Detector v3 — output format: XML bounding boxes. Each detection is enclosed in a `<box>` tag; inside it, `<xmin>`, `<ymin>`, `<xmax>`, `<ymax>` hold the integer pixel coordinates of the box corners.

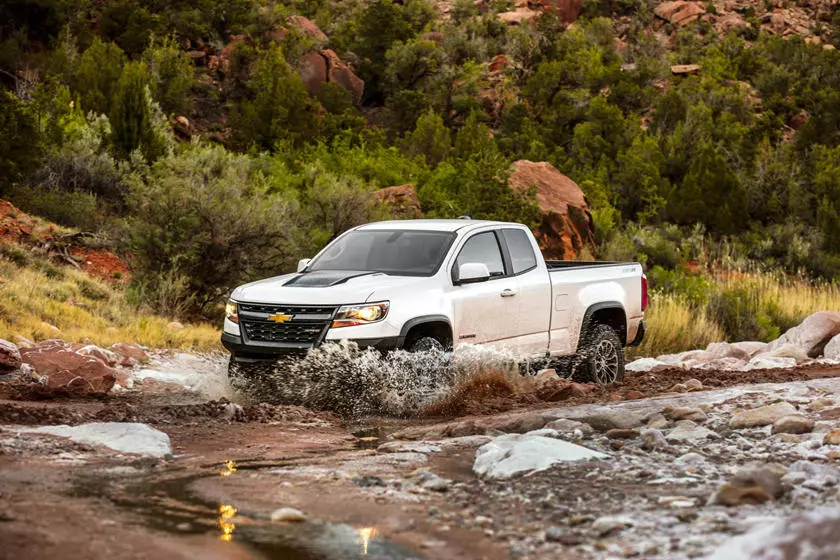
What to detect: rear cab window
<box><xmin>502</xmin><ymin>228</ymin><xmax>538</xmax><ymax>274</ymax></box>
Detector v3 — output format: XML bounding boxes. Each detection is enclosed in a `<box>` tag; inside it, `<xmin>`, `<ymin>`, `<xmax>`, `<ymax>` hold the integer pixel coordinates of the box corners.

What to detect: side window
<box><xmin>503</xmin><ymin>229</ymin><xmax>538</xmax><ymax>274</ymax></box>
<box><xmin>454</xmin><ymin>232</ymin><xmax>505</xmax><ymax>280</ymax></box>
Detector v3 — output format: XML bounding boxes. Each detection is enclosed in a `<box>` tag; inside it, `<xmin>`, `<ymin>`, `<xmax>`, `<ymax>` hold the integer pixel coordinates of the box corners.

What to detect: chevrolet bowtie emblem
<box><xmin>267</xmin><ymin>313</ymin><xmax>293</xmax><ymax>324</ymax></box>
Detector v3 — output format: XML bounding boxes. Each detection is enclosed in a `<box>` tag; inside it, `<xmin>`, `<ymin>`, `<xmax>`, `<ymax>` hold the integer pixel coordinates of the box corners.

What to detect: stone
<box><xmin>647</xmin><ymin>413</ymin><xmax>669</xmax><ymax>430</ymax></box>
<box><xmin>712</xmin><ymin>483</ymin><xmax>772</xmax><ymax>506</ymax></box>
<box><xmin>640</xmin><ymin>429</ymin><xmax>669</xmax><ymax>451</ymax></box>
<box><xmin>535</xmin><ymin>378</ymin><xmax>595</xmax><ymax>402</ymax></box>
<box><xmin>375</xmin><ymin>185</ymin><xmax>423</xmax><ymax>219</ymax></box>
<box><xmin>823</xmin><ymin>429</ymin><xmax>840</xmax><ymax>445</ymax></box>
<box><xmin>769</xmin><ymin>311</ymin><xmax>840</xmax><ymax>358</ymax></box>
<box><xmin>417</xmin><ymin>471</ymin><xmax>451</xmax><ymax>492</ymax></box>
<box><xmin>626</xmin><ymin>358</ymin><xmax>667</xmax><ymax>372</ymax></box>
<box><xmin>666</xmin><ymin>420</ymin><xmax>717</xmax><ymax>442</ymax></box>
<box><xmin>732</xmin><ymin>463</ymin><xmax>787</xmax><ymax>499</ymax></box>
<box><xmin>20</xmin><ymin>345</ymin><xmax>117</xmax><ymax>393</ymax></box>
<box><xmin>674</xmin><ymin>452</ymin><xmax>706</xmax><ymax>467</ymax></box>
<box><xmin>22</xmin><ymin>422</ymin><xmax>171</xmax><ymax>457</ymax></box>
<box><xmin>730</xmin><ymin>341</ymin><xmax>769</xmax><ymax>358</ymax></box>
<box><xmin>487</xmin><ymin>412</ymin><xmax>548</xmax><ymax>433</ymax></box>
<box><xmin>715</xmin><ymin>12</ymin><xmax>748</xmax><ymax>34</ymax></box>
<box><xmin>473</xmin><ymin>433</ymin><xmax>608</xmax><ymax>480</ymax></box>
<box><xmin>286</xmin><ymin>15</ymin><xmax>328</xmax><ymax>45</ymax></box>
<box><xmin>508</xmin><ymin>160</ymin><xmax>595</xmax><ymax>260</ymax></box>
<box><xmin>684</xmin><ymin>378</ymin><xmax>703</xmax><ymax>391</ymax></box>
<box><xmin>378</xmin><ymin>441</ymin><xmax>441</xmax><ymax>454</ymax></box>
<box><xmin>606</xmin><ymin>428</ymin><xmax>639</xmax><ymax>440</ymax></box>
<box><xmin>591</xmin><ymin>515</ymin><xmax>633</xmax><ymax>536</ymax></box>
<box><xmin>488</xmin><ymin>54</ymin><xmax>510</xmax><ymax>73</ymax></box>
<box><xmin>77</xmin><ymin>344</ymin><xmax>119</xmax><ymax>367</ymax></box>
<box><xmin>825</xmin><ymin>334</ymin><xmax>840</xmax><ymax>360</ymax></box>
<box><xmin>167</xmin><ymin>321</ymin><xmax>184</xmax><ymax>330</ymax></box>
<box><xmin>654</xmin><ymin>1</ymin><xmax>705</xmax><ymax>26</ymax></box>
<box><xmin>671</xmin><ymin>64</ymin><xmax>701</xmax><ymax>75</ymax></box>
<box><xmin>300</xmin><ymin>49</ymin><xmax>365</xmax><ymax>105</ymax></box>
<box><xmin>730</xmin><ymin>402</ymin><xmax>798</xmax><ymax>429</ymax></box>
<box><xmin>545</xmin><ymin>418</ymin><xmax>594</xmax><ymax>436</ymax></box>
<box><xmin>497</xmin><ymin>8</ymin><xmax>540</xmax><ymax>24</ymax></box>
<box><xmin>771</xmin><ymin>414</ymin><xmax>814</xmax><ymax>435</ymax></box>
<box><xmin>662</xmin><ymin>406</ymin><xmax>707</xmax><ymax>423</ymax></box>
<box><xmin>110</xmin><ymin>343</ymin><xmax>149</xmax><ymax>364</ymax></box>
<box><xmin>743</xmin><ymin>355</ymin><xmax>798</xmax><ymax>370</ymax></box>
<box><xmin>576</xmin><ymin>409</ymin><xmax>645</xmax><ymax>432</ymax></box>
<box><xmin>270</xmin><ymin>508</ymin><xmax>307</xmax><ymax>522</ymax></box>
<box><xmin>0</xmin><ymin>339</ymin><xmax>21</xmax><ymax>371</ymax></box>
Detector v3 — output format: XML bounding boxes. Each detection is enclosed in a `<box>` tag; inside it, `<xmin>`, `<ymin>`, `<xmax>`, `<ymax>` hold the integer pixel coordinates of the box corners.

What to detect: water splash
<box><xmin>133</xmin><ymin>352</ymin><xmax>234</xmax><ymax>400</ymax></box>
<box><xmin>237</xmin><ymin>342</ymin><xmax>524</xmax><ymax>417</ymax></box>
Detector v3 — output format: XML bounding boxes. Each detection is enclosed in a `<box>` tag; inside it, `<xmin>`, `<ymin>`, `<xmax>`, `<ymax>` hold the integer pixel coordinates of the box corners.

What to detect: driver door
<box><xmin>450</xmin><ymin>230</ymin><xmax>520</xmax><ymax>348</ymax></box>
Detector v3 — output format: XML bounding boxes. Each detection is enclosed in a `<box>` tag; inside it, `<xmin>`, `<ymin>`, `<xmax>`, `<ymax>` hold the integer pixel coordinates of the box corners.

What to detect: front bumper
<box><xmin>221</xmin><ymin>332</ymin><xmax>400</xmax><ymax>362</ymax></box>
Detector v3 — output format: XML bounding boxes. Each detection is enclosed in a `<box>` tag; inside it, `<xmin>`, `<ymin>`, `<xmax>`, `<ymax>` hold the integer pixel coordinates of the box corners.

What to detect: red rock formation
<box><xmin>20</xmin><ymin>341</ymin><xmax>117</xmax><ymax>394</ymax></box>
<box><xmin>376</xmin><ymin>185</ymin><xmax>423</xmax><ymax>219</ymax></box>
<box><xmin>508</xmin><ymin>161</ymin><xmax>595</xmax><ymax>260</ymax></box>
<box><xmin>299</xmin><ymin>49</ymin><xmax>365</xmax><ymax>106</ymax></box>
<box><xmin>654</xmin><ymin>1</ymin><xmax>706</xmax><ymax>26</ymax></box>
<box><xmin>287</xmin><ymin>15</ymin><xmax>329</xmax><ymax>46</ymax></box>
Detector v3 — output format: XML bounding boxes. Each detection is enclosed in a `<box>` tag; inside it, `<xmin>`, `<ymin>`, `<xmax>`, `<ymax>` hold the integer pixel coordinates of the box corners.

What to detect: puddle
<box><xmin>73</xmin><ymin>460</ymin><xmax>424</xmax><ymax>560</ymax></box>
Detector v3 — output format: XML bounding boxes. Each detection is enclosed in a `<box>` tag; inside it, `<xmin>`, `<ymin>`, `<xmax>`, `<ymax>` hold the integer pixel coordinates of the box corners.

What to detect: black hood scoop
<box><xmin>283</xmin><ymin>270</ymin><xmax>378</xmax><ymax>287</ymax></box>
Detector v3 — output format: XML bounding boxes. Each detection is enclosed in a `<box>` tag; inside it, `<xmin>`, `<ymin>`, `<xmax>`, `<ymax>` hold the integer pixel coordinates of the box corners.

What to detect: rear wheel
<box><xmin>573</xmin><ymin>324</ymin><xmax>625</xmax><ymax>384</ymax></box>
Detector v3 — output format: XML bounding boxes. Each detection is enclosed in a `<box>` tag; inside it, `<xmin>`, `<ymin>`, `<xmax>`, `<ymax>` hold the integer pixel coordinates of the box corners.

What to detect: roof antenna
<box><xmin>457</xmin><ymin>215</ymin><xmax>471</xmax><ymax>220</ymax></box>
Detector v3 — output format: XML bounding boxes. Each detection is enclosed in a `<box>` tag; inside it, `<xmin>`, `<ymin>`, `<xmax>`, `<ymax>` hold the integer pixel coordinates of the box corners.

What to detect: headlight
<box><xmin>332</xmin><ymin>302</ymin><xmax>389</xmax><ymax>328</ymax></box>
<box><xmin>225</xmin><ymin>300</ymin><xmax>238</xmax><ymax>324</ymax></box>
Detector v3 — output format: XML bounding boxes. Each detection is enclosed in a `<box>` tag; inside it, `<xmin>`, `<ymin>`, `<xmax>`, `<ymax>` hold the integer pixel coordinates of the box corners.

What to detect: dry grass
<box><xmin>0</xmin><ymin>246</ymin><xmax>220</xmax><ymax>352</ymax></box>
<box><xmin>632</xmin><ymin>293</ymin><xmax>724</xmax><ymax>358</ymax></box>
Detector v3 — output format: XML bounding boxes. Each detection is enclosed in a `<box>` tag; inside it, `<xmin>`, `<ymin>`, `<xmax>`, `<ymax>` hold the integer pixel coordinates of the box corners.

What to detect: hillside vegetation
<box><xmin>1</xmin><ymin>0</ymin><xmax>839</xmax><ymax>352</ymax></box>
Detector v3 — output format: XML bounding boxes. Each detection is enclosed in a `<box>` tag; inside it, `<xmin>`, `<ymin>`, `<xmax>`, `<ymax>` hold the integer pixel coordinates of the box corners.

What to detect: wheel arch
<box><xmin>399</xmin><ymin>315</ymin><xmax>453</xmax><ymax>349</ymax></box>
<box><xmin>577</xmin><ymin>301</ymin><xmax>627</xmax><ymax>350</ymax></box>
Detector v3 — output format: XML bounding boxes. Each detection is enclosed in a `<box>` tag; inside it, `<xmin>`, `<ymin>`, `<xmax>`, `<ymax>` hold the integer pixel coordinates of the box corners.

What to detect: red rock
<box><xmin>654</xmin><ymin>1</ymin><xmax>705</xmax><ymax>26</ymax></box>
<box><xmin>536</xmin><ymin>379</ymin><xmax>595</xmax><ymax>401</ymax></box>
<box><xmin>0</xmin><ymin>339</ymin><xmax>21</xmax><ymax>371</ymax></box>
<box><xmin>624</xmin><ymin>390</ymin><xmax>644</xmax><ymax>400</ymax></box>
<box><xmin>488</xmin><ymin>54</ymin><xmax>510</xmax><ymax>74</ymax></box>
<box><xmin>110</xmin><ymin>343</ymin><xmax>149</xmax><ymax>364</ymax></box>
<box><xmin>498</xmin><ymin>8</ymin><xmax>540</xmax><ymax>24</ymax></box>
<box><xmin>299</xmin><ymin>50</ymin><xmax>365</xmax><ymax>106</ymax></box>
<box><xmin>287</xmin><ymin>15</ymin><xmax>328</xmax><ymax>46</ymax></box>
<box><xmin>77</xmin><ymin>345</ymin><xmax>119</xmax><ymax>367</ymax></box>
<box><xmin>19</xmin><ymin>347</ymin><xmax>116</xmax><ymax>393</ymax></box>
<box><xmin>671</xmin><ymin>64</ymin><xmax>701</xmax><ymax>75</ymax></box>
<box><xmin>537</xmin><ymin>0</ymin><xmax>582</xmax><ymax>24</ymax></box>
<box><xmin>376</xmin><ymin>185</ymin><xmax>423</xmax><ymax>219</ymax></box>
<box><xmin>508</xmin><ymin>161</ymin><xmax>596</xmax><ymax>260</ymax></box>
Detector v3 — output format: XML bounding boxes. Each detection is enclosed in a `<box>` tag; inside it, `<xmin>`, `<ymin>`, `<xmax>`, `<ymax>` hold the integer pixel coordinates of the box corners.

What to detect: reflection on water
<box><xmin>357</xmin><ymin>527</ymin><xmax>377</xmax><ymax>555</ymax></box>
<box><xmin>218</xmin><ymin>504</ymin><xmax>237</xmax><ymax>542</ymax></box>
<box><xmin>220</xmin><ymin>460</ymin><xmax>238</xmax><ymax>477</ymax></box>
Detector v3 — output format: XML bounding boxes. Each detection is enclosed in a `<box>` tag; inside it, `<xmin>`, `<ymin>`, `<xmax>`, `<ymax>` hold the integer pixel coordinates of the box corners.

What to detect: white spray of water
<box><xmin>238</xmin><ymin>342</ymin><xmax>525</xmax><ymax>417</ymax></box>
<box><xmin>132</xmin><ymin>352</ymin><xmax>234</xmax><ymax>400</ymax></box>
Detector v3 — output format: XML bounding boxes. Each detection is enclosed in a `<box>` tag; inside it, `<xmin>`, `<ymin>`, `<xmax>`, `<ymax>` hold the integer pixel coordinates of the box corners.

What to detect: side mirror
<box><xmin>297</xmin><ymin>258</ymin><xmax>312</xmax><ymax>273</ymax></box>
<box><xmin>457</xmin><ymin>263</ymin><xmax>491</xmax><ymax>285</ymax></box>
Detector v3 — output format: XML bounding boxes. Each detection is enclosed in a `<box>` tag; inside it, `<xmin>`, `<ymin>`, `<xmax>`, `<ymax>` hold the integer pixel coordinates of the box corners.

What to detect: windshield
<box><xmin>307</xmin><ymin>230</ymin><xmax>456</xmax><ymax>276</ymax></box>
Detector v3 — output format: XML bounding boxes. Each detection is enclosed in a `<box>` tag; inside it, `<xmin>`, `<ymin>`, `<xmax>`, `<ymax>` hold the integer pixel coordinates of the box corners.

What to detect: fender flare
<box><xmin>577</xmin><ymin>301</ymin><xmax>626</xmax><ymax>350</ymax></box>
<box><xmin>398</xmin><ymin>315</ymin><xmax>453</xmax><ymax>348</ymax></box>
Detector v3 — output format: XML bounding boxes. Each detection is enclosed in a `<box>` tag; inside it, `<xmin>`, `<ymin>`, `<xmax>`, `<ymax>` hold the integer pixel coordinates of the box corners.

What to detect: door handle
<box><xmin>500</xmin><ymin>288</ymin><xmax>518</xmax><ymax>298</ymax></box>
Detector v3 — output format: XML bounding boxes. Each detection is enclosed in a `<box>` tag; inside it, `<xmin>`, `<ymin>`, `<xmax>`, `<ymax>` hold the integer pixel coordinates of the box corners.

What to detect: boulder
<box><xmin>730</xmin><ymin>341</ymin><xmax>769</xmax><ymax>358</ymax></box>
<box><xmin>535</xmin><ymin>378</ymin><xmax>595</xmax><ymax>402</ymax></box>
<box><xmin>715</xmin><ymin>12</ymin><xmax>748</xmax><ymax>34</ymax></box>
<box><xmin>20</xmin><ymin>345</ymin><xmax>117</xmax><ymax>393</ymax></box>
<box><xmin>488</xmin><ymin>54</ymin><xmax>510</xmax><ymax>74</ymax></box>
<box><xmin>576</xmin><ymin>409</ymin><xmax>645</xmax><ymax>431</ymax></box>
<box><xmin>497</xmin><ymin>8</ymin><xmax>540</xmax><ymax>24</ymax></box>
<box><xmin>825</xmin><ymin>334</ymin><xmax>840</xmax><ymax>360</ymax></box>
<box><xmin>219</xmin><ymin>34</ymin><xmax>247</xmax><ymax>73</ymax></box>
<box><xmin>708</xmin><ymin>508</ymin><xmax>840</xmax><ymax>559</ymax></box>
<box><xmin>375</xmin><ymin>185</ymin><xmax>423</xmax><ymax>219</ymax></box>
<box><xmin>110</xmin><ymin>343</ymin><xmax>149</xmax><ymax>364</ymax></box>
<box><xmin>299</xmin><ymin>49</ymin><xmax>365</xmax><ymax>106</ymax></box>
<box><xmin>286</xmin><ymin>15</ymin><xmax>328</xmax><ymax>46</ymax></box>
<box><xmin>730</xmin><ymin>402</ymin><xmax>798</xmax><ymax>429</ymax></box>
<box><xmin>743</xmin><ymin>355</ymin><xmax>798</xmax><ymax>371</ymax></box>
<box><xmin>769</xmin><ymin>311</ymin><xmax>840</xmax><ymax>358</ymax></box>
<box><xmin>654</xmin><ymin>1</ymin><xmax>705</xmax><ymax>26</ymax></box>
<box><xmin>0</xmin><ymin>338</ymin><xmax>21</xmax><ymax>371</ymax></box>
<box><xmin>666</xmin><ymin>420</ymin><xmax>717</xmax><ymax>442</ymax></box>
<box><xmin>545</xmin><ymin>418</ymin><xmax>594</xmax><ymax>436</ymax></box>
<box><xmin>508</xmin><ymin>160</ymin><xmax>595</xmax><ymax>260</ymax></box>
<box><xmin>823</xmin><ymin>429</ymin><xmax>840</xmax><ymax>445</ymax></box>
<box><xmin>77</xmin><ymin>345</ymin><xmax>119</xmax><ymax>367</ymax></box>
<box><xmin>671</xmin><ymin>64</ymin><xmax>701</xmax><ymax>75</ymax></box>
<box><xmin>662</xmin><ymin>406</ymin><xmax>707</xmax><ymax>423</ymax></box>
<box><xmin>712</xmin><ymin>462</ymin><xmax>787</xmax><ymax>506</ymax></box>
<box><xmin>473</xmin><ymin>433</ymin><xmax>607</xmax><ymax>479</ymax></box>
<box><xmin>22</xmin><ymin>422</ymin><xmax>171</xmax><ymax>457</ymax></box>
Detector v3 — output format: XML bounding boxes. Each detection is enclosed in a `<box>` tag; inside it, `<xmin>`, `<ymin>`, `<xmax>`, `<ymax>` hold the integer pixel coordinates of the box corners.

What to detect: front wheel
<box><xmin>573</xmin><ymin>324</ymin><xmax>625</xmax><ymax>385</ymax></box>
<box><xmin>405</xmin><ymin>336</ymin><xmax>445</xmax><ymax>353</ymax></box>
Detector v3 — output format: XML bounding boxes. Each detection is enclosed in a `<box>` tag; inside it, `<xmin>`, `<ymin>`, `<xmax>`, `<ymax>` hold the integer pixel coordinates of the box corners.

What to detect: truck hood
<box><xmin>230</xmin><ymin>270</ymin><xmax>429</xmax><ymax>305</ymax></box>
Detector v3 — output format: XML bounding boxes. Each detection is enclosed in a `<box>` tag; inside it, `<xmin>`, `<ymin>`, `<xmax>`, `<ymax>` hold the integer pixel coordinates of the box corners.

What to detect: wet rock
<box><xmin>545</xmin><ymin>418</ymin><xmax>594</xmax><ymax>437</ymax></box>
<box><xmin>473</xmin><ymin>433</ymin><xmax>608</xmax><ymax>480</ymax></box>
<box><xmin>823</xmin><ymin>429</ymin><xmax>840</xmax><ymax>445</ymax></box>
<box><xmin>110</xmin><ymin>343</ymin><xmax>149</xmax><ymax>364</ymax></box>
<box><xmin>487</xmin><ymin>412</ymin><xmax>548</xmax><ymax>434</ymax></box>
<box><xmin>606</xmin><ymin>428</ymin><xmax>639</xmax><ymax>440</ymax></box>
<box><xmin>0</xmin><ymin>339</ymin><xmax>21</xmax><ymax>371</ymax></box>
<box><xmin>591</xmin><ymin>515</ymin><xmax>633</xmax><ymax>536</ymax></box>
<box><xmin>77</xmin><ymin>345</ymin><xmax>119</xmax><ymax>367</ymax></box>
<box><xmin>270</xmin><ymin>507</ymin><xmax>307</xmax><ymax>522</ymax></box>
<box><xmin>20</xmin><ymin>344</ymin><xmax>117</xmax><ymax>393</ymax></box>
<box><xmin>769</xmin><ymin>311</ymin><xmax>840</xmax><ymax>358</ymax></box>
<box><xmin>666</xmin><ymin>420</ymin><xmax>717</xmax><ymax>442</ymax></box>
<box><xmin>577</xmin><ymin>409</ymin><xmax>645</xmax><ymax>432</ymax></box>
<box><xmin>674</xmin><ymin>452</ymin><xmax>706</xmax><ymax>467</ymax></box>
<box><xmin>535</xmin><ymin>378</ymin><xmax>595</xmax><ymax>402</ymax></box>
<box><xmin>662</xmin><ymin>406</ymin><xmax>707</xmax><ymax>423</ymax></box>
<box><xmin>640</xmin><ymin>428</ymin><xmax>669</xmax><ymax>451</ymax></box>
<box><xmin>352</xmin><ymin>475</ymin><xmax>386</xmax><ymax>488</ymax></box>
<box><xmin>730</xmin><ymin>402</ymin><xmax>798</xmax><ymax>429</ymax></box>
<box><xmin>647</xmin><ymin>413</ymin><xmax>669</xmax><ymax>430</ymax></box>
<box><xmin>626</xmin><ymin>357</ymin><xmax>667</xmax><ymax>372</ymax></box>
<box><xmin>771</xmin><ymin>414</ymin><xmax>814</xmax><ymax>435</ymax></box>
<box><xmin>714</xmin><ymin>463</ymin><xmax>787</xmax><ymax>506</ymax></box>
<box><xmin>378</xmin><ymin>441</ymin><xmax>441</xmax><ymax>454</ymax></box>
<box><xmin>20</xmin><ymin>422</ymin><xmax>172</xmax><ymax>458</ymax></box>
<box><xmin>417</xmin><ymin>471</ymin><xmax>451</xmax><ymax>492</ymax></box>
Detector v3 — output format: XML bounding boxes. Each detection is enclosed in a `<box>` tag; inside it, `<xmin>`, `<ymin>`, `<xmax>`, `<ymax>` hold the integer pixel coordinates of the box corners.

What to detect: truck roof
<box><xmin>357</xmin><ymin>219</ymin><xmax>522</xmax><ymax>233</ymax></box>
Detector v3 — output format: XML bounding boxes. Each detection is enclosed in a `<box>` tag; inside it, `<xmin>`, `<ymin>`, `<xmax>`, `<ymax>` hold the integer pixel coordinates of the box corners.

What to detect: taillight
<box><xmin>641</xmin><ymin>275</ymin><xmax>649</xmax><ymax>311</ymax></box>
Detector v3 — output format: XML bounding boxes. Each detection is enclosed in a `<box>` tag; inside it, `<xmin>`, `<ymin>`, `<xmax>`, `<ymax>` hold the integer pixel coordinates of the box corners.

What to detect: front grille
<box><xmin>238</xmin><ymin>302</ymin><xmax>337</xmax><ymax>345</ymax></box>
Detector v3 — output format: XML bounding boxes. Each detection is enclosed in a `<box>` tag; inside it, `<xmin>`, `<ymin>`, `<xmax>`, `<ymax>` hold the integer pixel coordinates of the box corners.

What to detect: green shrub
<box><xmin>143</xmin><ymin>35</ymin><xmax>195</xmax><ymax>116</ymax></box>
<box><xmin>0</xmin><ymin>90</ymin><xmax>42</xmax><ymax>192</ymax></box>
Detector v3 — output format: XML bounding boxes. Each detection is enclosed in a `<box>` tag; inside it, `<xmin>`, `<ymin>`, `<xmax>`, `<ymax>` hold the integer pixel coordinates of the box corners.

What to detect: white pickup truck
<box><xmin>222</xmin><ymin>219</ymin><xmax>647</xmax><ymax>384</ymax></box>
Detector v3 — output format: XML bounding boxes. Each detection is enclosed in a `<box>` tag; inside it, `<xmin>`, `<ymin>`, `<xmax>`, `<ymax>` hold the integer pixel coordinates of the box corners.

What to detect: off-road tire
<box><xmin>405</xmin><ymin>336</ymin><xmax>445</xmax><ymax>353</ymax></box>
<box><xmin>573</xmin><ymin>324</ymin><xmax>625</xmax><ymax>384</ymax></box>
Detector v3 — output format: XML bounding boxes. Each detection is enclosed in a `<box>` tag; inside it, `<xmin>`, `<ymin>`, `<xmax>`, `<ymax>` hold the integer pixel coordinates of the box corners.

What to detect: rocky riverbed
<box><xmin>4</xmin><ymin>313</ymin><xmax>840</xmax><ymax>559</ymax></box>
